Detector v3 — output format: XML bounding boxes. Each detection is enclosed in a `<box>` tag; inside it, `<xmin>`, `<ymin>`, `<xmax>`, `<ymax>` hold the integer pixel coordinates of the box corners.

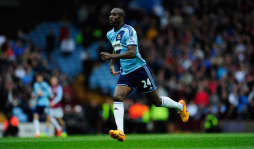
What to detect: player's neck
<box><xmin>114</xmin><ymin>22</ymin><xmax>124</xmax><ymax>31</ymax></box>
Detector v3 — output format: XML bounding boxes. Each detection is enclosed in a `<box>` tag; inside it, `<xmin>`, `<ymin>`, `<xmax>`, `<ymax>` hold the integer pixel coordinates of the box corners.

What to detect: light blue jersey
<box><xmin>33</xmin><ymin>81</ymin><xmax>52</xmax><ymax>107</ymax></box>
<box><xmin>107</xmin><ymin>24</ymin><xmax>146</xmax><ymax>75</ymax></box>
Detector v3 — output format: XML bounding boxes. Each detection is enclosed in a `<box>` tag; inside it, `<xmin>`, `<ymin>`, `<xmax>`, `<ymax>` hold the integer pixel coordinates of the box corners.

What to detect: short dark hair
<box><xmin>112</xmin><ymin>8</ymin><xmax>125</xmax><ymax>17</ymax></box>
<box><xmin>36</xmin><ymin>72</ymin><xmax>43</xmax><ymax>78</ymax></box>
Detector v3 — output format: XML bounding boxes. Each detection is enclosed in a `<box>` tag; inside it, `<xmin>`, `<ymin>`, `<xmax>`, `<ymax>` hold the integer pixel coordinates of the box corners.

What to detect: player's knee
<box><xmin>146</xmin><ymin>94</ymin><xmax>161</xmax><ymax>106</ymax></box>
<box><xmin>153</xmin><ymin>100</ymin><xmax>161</xmax><ymax>107</ymax></box>
<box><xmin>113</xmin><ymin>95</ymin><xmax>124</xmax><ymax>101</ymax></box>
<box><xmin>152</xmin><ymin>97</ymin><xmax>162</xmax><ymax>107</ymax></box>
<box><xmin>46</xmin><ymin>116</ymin><xmax>51</xmax><ymax>121</ymax></box>
<box><xmin>34</xmin><ymin>114</ymin><xmax>39</xmax><ymax>119</ymax></box>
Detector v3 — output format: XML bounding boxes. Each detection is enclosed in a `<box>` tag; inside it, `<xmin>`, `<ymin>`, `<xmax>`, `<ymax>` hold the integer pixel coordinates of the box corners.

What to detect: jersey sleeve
<box><xmin>33</xmin><ymin>83</ymin><xmax>39</xmax><ymax>97</ymax></box>
<box><xmin>106</xmin><ymin>32</ymin><xmax>110</xmax><ymax>41</ymax></box>
<box><xmin>106</xmin><ymin>31</ymin><xmax>112</xmax><ymax>42</ymax></box>
<box><xmin>124</xmin><ymin>27</ymin><xmax>138</xmax><ymax>46</ymax></box>
<box><xmin>52</xmin><ymin>86</ymin><xmax>63</xmax><ymax>105</ymax></box>
<box><xmin>43</xmin><ymin>82</ymin><xmax>52</xmax><ymax>98</ymax></box>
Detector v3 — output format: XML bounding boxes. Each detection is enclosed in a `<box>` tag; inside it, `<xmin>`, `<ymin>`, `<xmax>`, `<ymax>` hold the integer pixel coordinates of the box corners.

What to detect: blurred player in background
<box><xmin>32</xmin><ymin>73</ymin><xmax>52</xmax><ymax>137</ymax></box>
<box><xmin>49</xmin><ymin>76</ymin><xmax>67</xmax><ymax>137</ymax></box>
<box><xmin>100</xmin><ymin>8</ymin><xmax>189</xmax><ymax>141</ymax></box>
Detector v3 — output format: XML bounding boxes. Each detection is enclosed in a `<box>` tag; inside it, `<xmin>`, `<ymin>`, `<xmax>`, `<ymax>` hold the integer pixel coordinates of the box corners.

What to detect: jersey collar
<box><xmin>114</xmin><ymin>23</ymin><xmax>125</xmax><ymax>32</ymax></box>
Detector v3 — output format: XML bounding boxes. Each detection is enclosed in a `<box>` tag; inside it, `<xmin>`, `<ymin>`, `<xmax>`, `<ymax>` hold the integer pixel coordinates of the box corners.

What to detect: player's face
<box><xmin>50</xmin><ymin>77</ymin><xmax>58</xmax><ymax>86</ymax></box>
<box><xmin>36</xmin><ymin>75</ymin><xmax>43</xmax><ymax>83</ymax></box>
<box><xmin>109</xmin><ymin>10</ymin><xmax>121</xmax><ymax>26</ymax></box>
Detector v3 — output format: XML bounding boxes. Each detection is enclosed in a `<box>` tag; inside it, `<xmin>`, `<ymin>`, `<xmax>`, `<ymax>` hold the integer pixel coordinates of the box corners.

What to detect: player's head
<box><xmin>109</xmin><ymin>8</ymin><xmax>125</xmax><ymax>27</ymax></box>
<box><xmin>50</xmin><ymin>76</ymin><xmax>58</xmax><ymax>86</ymax></box>
<box><xmin>36</xmin><ymin>73</ymin><xmax>44</xmax><ymax>83</ymax></box>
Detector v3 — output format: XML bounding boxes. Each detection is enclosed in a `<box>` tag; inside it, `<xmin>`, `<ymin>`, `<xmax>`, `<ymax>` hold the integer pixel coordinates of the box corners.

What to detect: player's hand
<box><xmin>38</xmin><ymin>90</ymin><xmax>43</xmax><ymax>96</ymax></box>
<box><xmin>110</xmin><ymin>65</ymin><xmax>120</xmax><ymax>76</ymax></box>
<box><xmin>31</xmin><ymin>94</ymin><xmax>36</xmax><ymax>99</ymax></box>
<box><xmin>100</xmin><ymin>52</ymin><xmax>112</xmax><ymax>61</ymax></box>
<box><xmin>50</xmin><ymin>101</ymin><xmax>54</xmax><ymax>107</ymax></box>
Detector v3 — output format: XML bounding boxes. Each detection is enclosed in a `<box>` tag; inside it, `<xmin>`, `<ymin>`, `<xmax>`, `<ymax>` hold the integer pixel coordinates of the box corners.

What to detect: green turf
<box><xmin>1</xmin><ymin>133</ymin><xmax>254</xmax><ymax>149</ymax></box>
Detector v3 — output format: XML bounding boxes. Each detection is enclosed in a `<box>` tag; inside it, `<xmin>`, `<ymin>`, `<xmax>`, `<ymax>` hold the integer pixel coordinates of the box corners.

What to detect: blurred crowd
<box><xmin>1</xmin><ymin>0</ymin><xmax>254</xmax><ymax>134</ymax></box>
<box><xmin>0</xmin><ymin>33</ymin><xmax>75</xmax><ymax>121</ymax></box>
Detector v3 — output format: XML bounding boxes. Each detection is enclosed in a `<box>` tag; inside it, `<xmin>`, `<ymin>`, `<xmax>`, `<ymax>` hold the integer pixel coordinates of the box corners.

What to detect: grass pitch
<box><xmin>0</xmin><ymin>133</ymin><xmax>254</xmax><ymax>149</ymax></box>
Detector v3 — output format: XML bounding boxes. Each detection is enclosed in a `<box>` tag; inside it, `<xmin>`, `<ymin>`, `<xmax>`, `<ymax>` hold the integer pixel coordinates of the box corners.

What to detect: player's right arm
<box><xmin>109</xmin><ymin>52</ymin><xmax>120</xmax><ymax>75</ymax></box>
<box><xmin>106</xmin><ymin>31</ymin><xmax>120</xmax><ymax>75</ymax></box>
<box><xmin>52</xmin><ymin>86</ymin><xmax>63</xmax><ymax>105</ymax></box>
<box><xmin>33</xmin><ymin>83</ymin><xmax>42</xmax><ymax>98</ymax></box>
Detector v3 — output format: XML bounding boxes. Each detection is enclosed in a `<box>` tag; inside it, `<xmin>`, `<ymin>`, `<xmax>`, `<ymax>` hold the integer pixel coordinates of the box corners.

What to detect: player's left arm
<box><xmin>100</xmin><ymin>45</ymin><xmax>136</xmax><ymax>60</ymax></box>
<box><xmin>52</xmin><ymin>86</ymin><xmax>63</xmax><ymax>105</ymax></box>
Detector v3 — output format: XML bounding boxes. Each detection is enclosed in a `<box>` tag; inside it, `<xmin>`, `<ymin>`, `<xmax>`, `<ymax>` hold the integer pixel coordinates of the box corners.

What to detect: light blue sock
<box><xmin>44</xmin><ymin>127</ymin><xmax>49</xmax><ymax>135</ymax></box>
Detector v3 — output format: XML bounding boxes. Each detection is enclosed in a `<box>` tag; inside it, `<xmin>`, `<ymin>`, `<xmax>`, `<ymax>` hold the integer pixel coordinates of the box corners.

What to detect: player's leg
<box><xmin>43</xmin><ymin>115</ymin><xmax>51</xmax><ymax>135</ymax></box>
<box><xmin>56</xmin><ymin>108</ymin><xmax>65</xmax><ymax>130</ymax></box>
<box><xmin>144</xmin><ymin>91</ymin><xmax>182</xmax><ymax>109</ymax></box>
<box><xmin>49</xmin><ymin>108</ymin><xmax>63</xmax><ymax>136</ymax></box>
<box><xmin>38</xmin><ymin>107</ymin><xmax>51</xmax><ymax>136</ymax></box>
<box><xmin>33</xmin><ymin>113</ymin><xmax>40</xmax><ymax>137</ymax></box>
<box><xmin>113</xmin><ymin>85</ymin><xmax>131</xmax><ymax>132</ymax></box>
<box><xmin>139</xmin><ymin>65</ymin><xmax>189</xmax><ymax>122</ymax></box>
<box><xmin>57</xmin><ymin>118</ymin><xmax>65</xmax><ymax>128</ymax></box>
<box><xmin>51</xmin><ymin>117</ymin><xmax>61</xmax><ymax>132</ymax></box>
<box><xmin>50</xmin><ymin>116</ymin><xmax>63</xmax><ymax>137</ymax></box>
<box><xmin>57</xmin><ymin>118</ymin><xmax>68</xmax><ymax>137</ymax></box>
<box><xmin>54</xmin><ymin>107</ymin><xmax>67</xmax><ymax>137</ymax></box>
<box><xmin>144</xmin><ymin>90</ymin><xmax>189</xmax><ymax>122</ymax></box>
<box><xmin>109</xmin><ymin>85</ymin><xmax>131</xmax><ymax>141</ymax></box>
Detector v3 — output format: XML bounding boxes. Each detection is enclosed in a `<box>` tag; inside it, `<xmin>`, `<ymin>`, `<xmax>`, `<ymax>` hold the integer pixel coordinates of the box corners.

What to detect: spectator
<box><xmin>228</xmin><ymin>87</ymin><xmax>238</xmax><ymax>118</ymax></box>
<box><xmin>194</xmin><ymin>86</ymin><xmax>209</xmax><ymax>108</ymax></box>
<box><xmin>2</xmin><ymin>40</ymin><xmax>15</xmax><ymax>60</ymax></box>
<box><xmin>59</xmin><ymin>25</ymin><xmax>69</xmax><ymax>42</ymax></box>
<box><xmin>13</xmin><ymin>40</ymin><xmax>25</xmax><ymax>58</ymax></box>
<box><xmin>60</xmin><ymin>34</ymin><xmax>75</xmax><ymax>56</ymax></box>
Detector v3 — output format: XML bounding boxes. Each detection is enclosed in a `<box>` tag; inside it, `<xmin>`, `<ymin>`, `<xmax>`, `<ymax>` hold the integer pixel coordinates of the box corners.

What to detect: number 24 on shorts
<box><xmin>142</xmin><ymin>78</ymin><xmax>151</xmax><ymax>88</ymax></box>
